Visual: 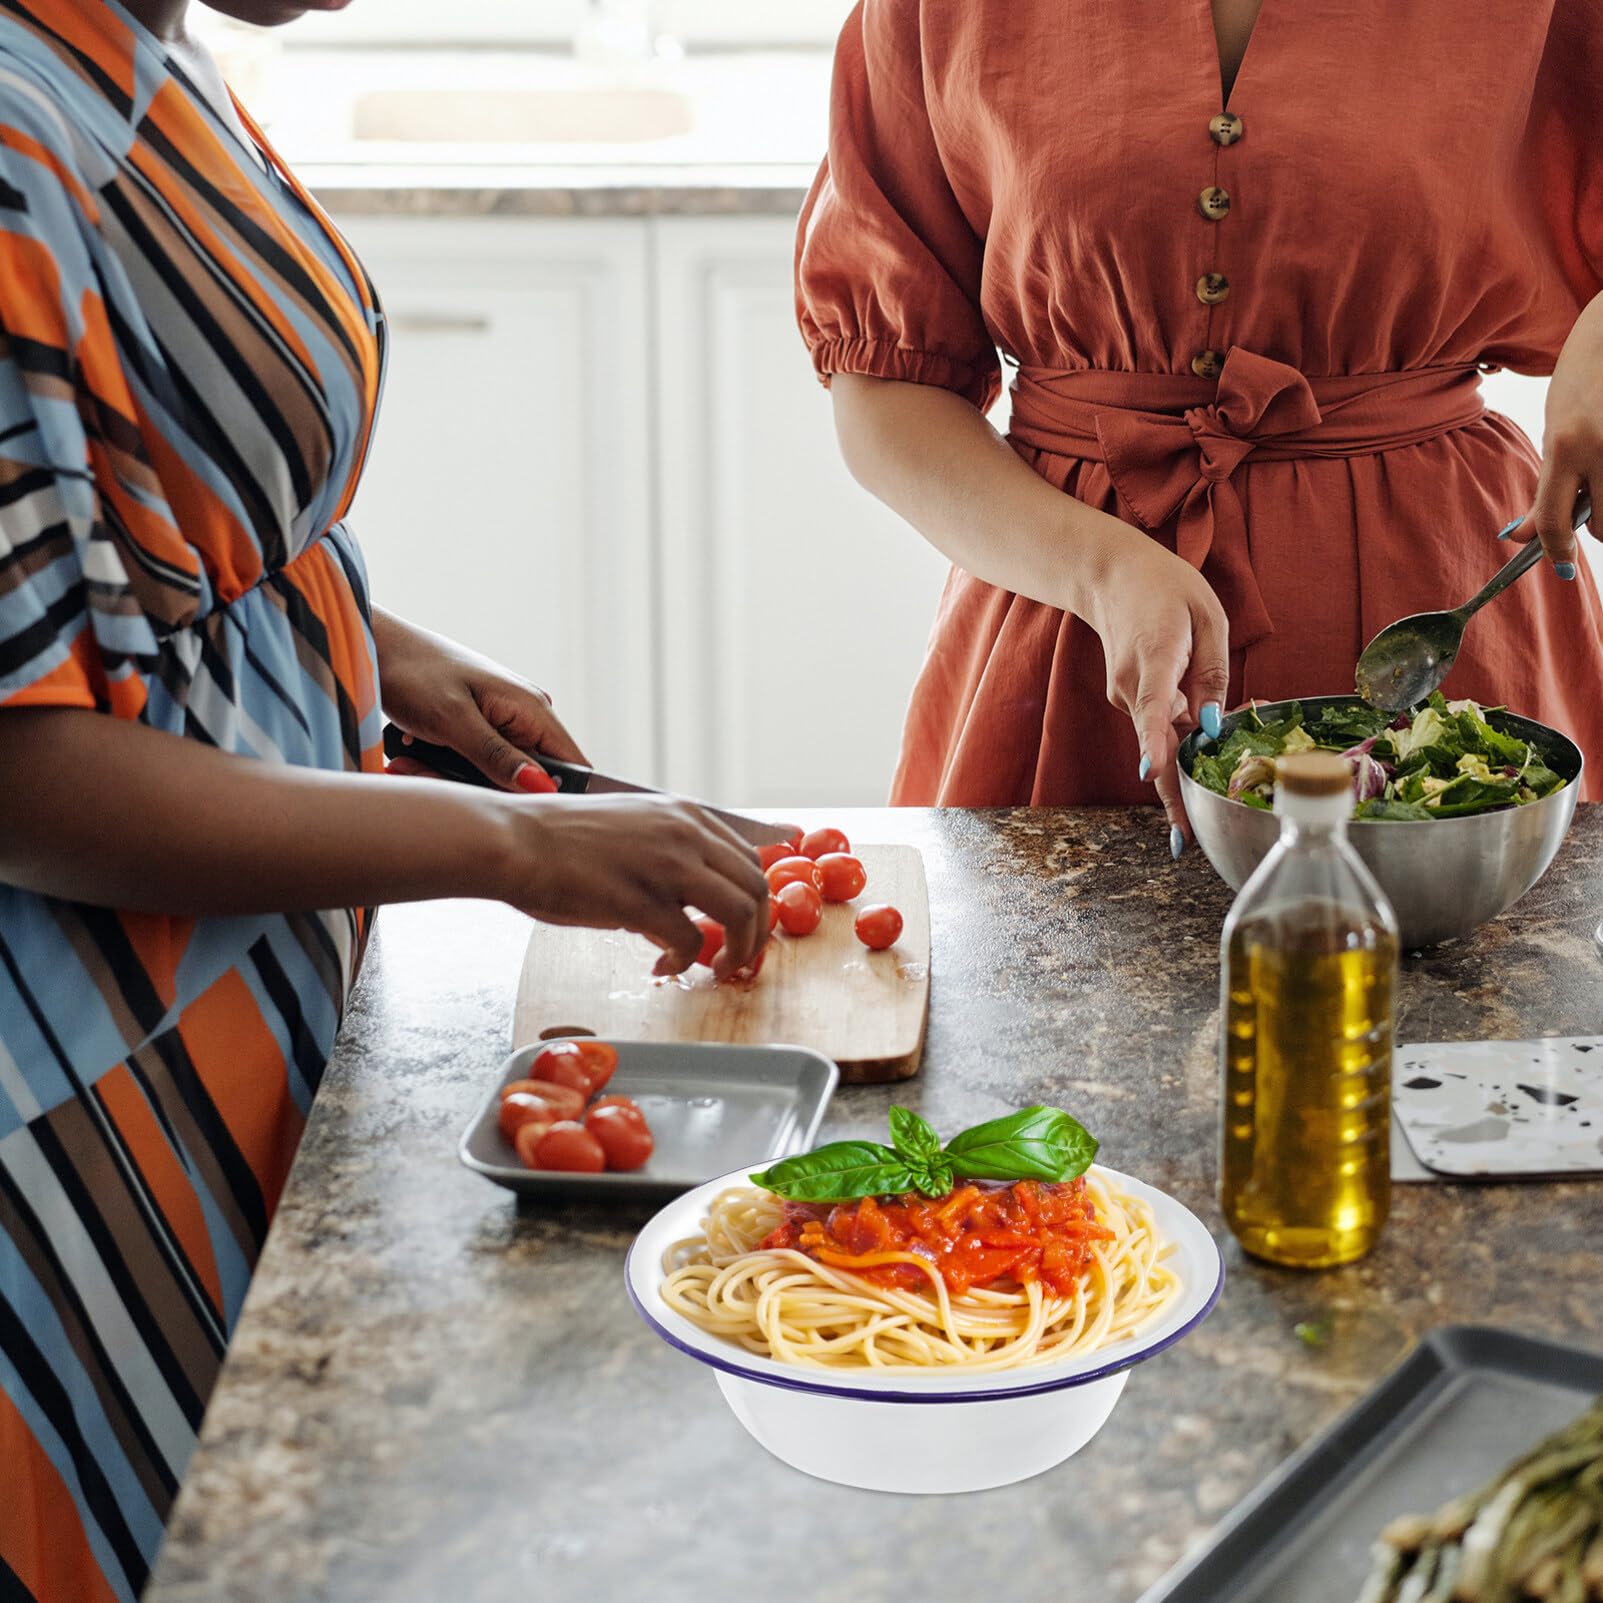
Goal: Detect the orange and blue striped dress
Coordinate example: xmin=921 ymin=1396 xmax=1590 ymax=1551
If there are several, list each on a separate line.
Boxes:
xmin=0 ymin=4 xmax=385 ymax=1599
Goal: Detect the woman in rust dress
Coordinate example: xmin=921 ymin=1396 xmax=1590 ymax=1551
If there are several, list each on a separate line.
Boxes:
xmin=797 ymin=0 xmax=1603 ymax=848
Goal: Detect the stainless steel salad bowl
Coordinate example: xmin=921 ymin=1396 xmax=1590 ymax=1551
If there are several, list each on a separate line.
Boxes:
xmin=1178 ymin=695 xmax=1583 ymax=947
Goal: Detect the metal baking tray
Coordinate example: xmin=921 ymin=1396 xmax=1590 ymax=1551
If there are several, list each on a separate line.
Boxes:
xmin=460 ymin=1039 xmax=837 ymax=1202
xmin=1138 ymin=1325 xmax=1603 ymax=1603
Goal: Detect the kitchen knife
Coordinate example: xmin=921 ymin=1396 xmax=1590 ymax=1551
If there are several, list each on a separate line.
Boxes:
xmin=380 ymin=723 xmax=792 ymax=849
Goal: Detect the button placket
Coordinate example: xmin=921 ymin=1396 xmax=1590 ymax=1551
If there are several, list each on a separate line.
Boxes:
xmin=1192 ymin=111 xmax=1241 ymax=380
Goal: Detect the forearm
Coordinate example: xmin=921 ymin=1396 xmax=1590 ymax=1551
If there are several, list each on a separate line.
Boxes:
xmin=0 ymin=707 xmax=510 ymax=914
xmin=830 ymin=373 xmax=1122 ymax=613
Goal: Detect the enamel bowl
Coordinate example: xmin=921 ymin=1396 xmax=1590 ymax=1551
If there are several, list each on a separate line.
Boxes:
xmin=625 ymin=1164 xmax=1224 ymax=1495
xmin=1179 ymin=695 xmax=1584 ymax=948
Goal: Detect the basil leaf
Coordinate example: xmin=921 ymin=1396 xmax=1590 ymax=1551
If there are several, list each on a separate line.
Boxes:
xmin=905 ymin=1156 xmax=954 ymax=1199
xmin=888 ymin=1105 xmax=943 ymax=1167
xmin=943 ymin=1106 xmax=1099 ymax=1183
xmin=750 ymin=1141 xmax=917 ymax=1202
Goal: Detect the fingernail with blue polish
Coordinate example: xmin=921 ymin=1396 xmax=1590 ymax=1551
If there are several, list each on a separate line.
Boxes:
xmin=1170 ymin=825 xmax=1185 ymax=861
xmin=1138 ymin=753 xmax=1152 ymax=782
xmin=1498 ymin=516 xmax=1524 ymax=541
xmin=1200 ymin=702 xmax=1223 ymax=741
xmin=1556 ymin=561 xmax=1576 ymax=581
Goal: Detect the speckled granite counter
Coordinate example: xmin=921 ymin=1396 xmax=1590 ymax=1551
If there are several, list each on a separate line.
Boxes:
xmin=143 ymin=807 xmax=1603 ymax=1603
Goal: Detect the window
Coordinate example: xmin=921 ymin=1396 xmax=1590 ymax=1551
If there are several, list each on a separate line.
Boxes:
xmin=263 ymin=1 xmax=854 ymax=49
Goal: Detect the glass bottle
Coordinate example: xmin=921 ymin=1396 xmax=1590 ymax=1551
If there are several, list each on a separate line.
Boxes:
xmin=1218 ymin=751 xmax=1398 ymax=1268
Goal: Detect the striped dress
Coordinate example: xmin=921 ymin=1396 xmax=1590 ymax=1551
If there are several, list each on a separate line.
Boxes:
xmin=0 ymin=4 xmax=385 ymax=1599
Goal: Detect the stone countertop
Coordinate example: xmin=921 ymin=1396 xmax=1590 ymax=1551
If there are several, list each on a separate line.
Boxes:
xmin=143 ymin=807 xmax=1603 ymax=1603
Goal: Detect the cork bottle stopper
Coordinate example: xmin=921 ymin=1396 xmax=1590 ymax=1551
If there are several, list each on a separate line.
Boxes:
xmin=1275 ymin=751 xmax=1352 ymax=797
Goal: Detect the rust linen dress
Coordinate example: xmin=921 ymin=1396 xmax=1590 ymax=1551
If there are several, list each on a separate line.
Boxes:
xmin=795 ymin=0 xmax=1603 ymax=804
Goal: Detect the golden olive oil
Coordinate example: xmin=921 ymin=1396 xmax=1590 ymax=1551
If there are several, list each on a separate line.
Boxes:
xmin=1220 ymin=917 xmax=1395 ymax=1267
xmin=1217 ymin=750 xmax=1399 ymax=1270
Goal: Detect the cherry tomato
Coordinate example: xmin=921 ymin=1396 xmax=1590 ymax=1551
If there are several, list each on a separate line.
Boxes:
xmin=854 ymin=903 xmax=904 ymax=951
xmin=530 ymin=1042 xmax=592 ymax=1096
xmin=768 ymin=895 xmax=782 ymax=933
xmin=499 ymin=1092 xmax=557 ymax=1145
xmin=499 ymin=1078 xmax=585 ymax=1122
xmin=692 ymin=916 xmax=724 ymax=969
xmin=514 ymin=1119 xmax=556 ymax=1168
xmin=591 ymin=1094 xmax=645 ymax=1119
xmin=816 ymin=852 xmax=867 ymax=903
xmin=784 ymin=826 xmax=804 ymax=851
xmin=724 ymin=942 xmax=768 ymax=983
xmin=799 ymin=826 xmax=851 ymax=861
xmin=776 ymin=880 xmax=823 ymax=936
xmin=757 ymin=843 xmax=793 ymax=871
xmin=572 ymin=1039 xmax=618 ymax=1093
xmin=766 ymin=855 xmax=824 ymax=896
xmin=585 ymin=1105 xmax=654 ymax=1171
xmin=531 ymin=1121 xmax=606 ymax=1173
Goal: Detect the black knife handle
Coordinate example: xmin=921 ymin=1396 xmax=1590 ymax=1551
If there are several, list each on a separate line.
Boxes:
xmin=381 ymin=723 xmax=591 ymax=794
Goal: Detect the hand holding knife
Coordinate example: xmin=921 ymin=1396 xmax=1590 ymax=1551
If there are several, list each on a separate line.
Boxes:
xmin=381 ymin=723 xmax=794 ymax=851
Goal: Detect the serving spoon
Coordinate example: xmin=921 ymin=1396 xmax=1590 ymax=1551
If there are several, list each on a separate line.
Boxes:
xmin=1354 ymin=491 xmax=1594 ymax=711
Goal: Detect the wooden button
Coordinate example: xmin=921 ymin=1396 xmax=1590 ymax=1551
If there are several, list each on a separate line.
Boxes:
xmin=1209 ymin=112 xmax=1244 ymax=146
xmin=1191 ymin=349 xmax=1224 ymax=378
xmin=1196 ymin=272 xmax=1230 ymax=305
xmin=1198 ymin=186 xmax=1231 ymax=221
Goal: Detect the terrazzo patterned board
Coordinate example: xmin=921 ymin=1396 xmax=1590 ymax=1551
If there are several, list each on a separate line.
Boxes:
xmin=1394 ymin=1037 xmax=1603 ymax=1177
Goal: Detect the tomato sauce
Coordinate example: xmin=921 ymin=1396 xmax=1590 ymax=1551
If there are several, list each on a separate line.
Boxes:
xmin=759 ymin=1179 xmax=1114 ymax=1297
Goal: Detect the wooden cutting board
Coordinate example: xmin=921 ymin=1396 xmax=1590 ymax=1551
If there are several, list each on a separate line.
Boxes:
xmin=512 ymin=845 xmax=930 ymax=1083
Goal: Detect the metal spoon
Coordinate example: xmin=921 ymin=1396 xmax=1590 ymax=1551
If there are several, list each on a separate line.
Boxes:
xmin=1354 ymin=491 xmax=1593 ymax=711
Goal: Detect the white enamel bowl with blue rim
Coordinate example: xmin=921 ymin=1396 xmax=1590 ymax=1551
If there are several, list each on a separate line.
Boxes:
xmin=625 ymin=1163 xmax=1225 ymax=1495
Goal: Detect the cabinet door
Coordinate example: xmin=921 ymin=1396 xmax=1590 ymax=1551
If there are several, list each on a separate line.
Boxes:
xmin=331 ymin=217 xmax=657 ymax=779
xmin=652 ymin=217 xmax=953 ymax=808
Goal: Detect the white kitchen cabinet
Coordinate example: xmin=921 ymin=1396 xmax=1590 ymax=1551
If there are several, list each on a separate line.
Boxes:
xmin=332 ymin=216 xmax=658 ymax=780
xmin=652 ymin=216 xmax=952 ymax=807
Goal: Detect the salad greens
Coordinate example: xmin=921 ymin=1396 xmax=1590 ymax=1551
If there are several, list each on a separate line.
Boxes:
xmin=750 ymin=1106 xmax=1099 ymax=1203
xmin=1189 ymin=693 xmax=1568 ymax=820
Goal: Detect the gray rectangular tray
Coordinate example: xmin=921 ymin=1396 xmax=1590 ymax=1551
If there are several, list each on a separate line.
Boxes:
xmin=460 ymin=1038 xmax=837 ymax=1202
xmin=1139 ymin=1325 xmax=1603 ymax=1603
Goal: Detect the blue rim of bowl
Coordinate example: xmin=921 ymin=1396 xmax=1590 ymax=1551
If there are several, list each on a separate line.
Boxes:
xmin=623 ymin=1180 xmax=1226 ymax=1406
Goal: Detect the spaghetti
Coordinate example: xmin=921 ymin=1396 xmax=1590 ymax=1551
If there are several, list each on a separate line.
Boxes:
xmin=659 ymin=1170 xmax=1180 ymax=1373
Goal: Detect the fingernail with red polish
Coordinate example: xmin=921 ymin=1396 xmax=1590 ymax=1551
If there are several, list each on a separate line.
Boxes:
xmin=514 ymin=763 xmax=558 ymax=794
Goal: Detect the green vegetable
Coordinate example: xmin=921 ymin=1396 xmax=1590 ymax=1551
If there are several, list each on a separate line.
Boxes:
xmin=1294 ymin=1316 xmax=1334 ymax=1347
xmin=749 ymin=1142 xmax=917 ymax=1203
xmin=751 ymin=1106 xmax=1099 ymax=1202
xmin=1191 ymin=696 xmax=1569 ymax=822
xmin=944 ymin=1106 xmax=1099 ymax=1183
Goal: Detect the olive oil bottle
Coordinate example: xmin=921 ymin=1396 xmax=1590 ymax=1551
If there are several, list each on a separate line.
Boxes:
xmin=1219 ymin=752 xmax=1398 ymax=1268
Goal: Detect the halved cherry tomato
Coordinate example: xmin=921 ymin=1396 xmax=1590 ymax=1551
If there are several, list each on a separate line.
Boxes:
xmin=766 ymin=855 xmax=824 ymax=895
xmin=499 ymin=1078 xmax=584 ymax=1122
xmin=591 ymin=1094 xmax=645 ymax=1118
xmin=816 ymin=852 xmax=867 ymax=903
xmin=692 ymin=916 xmax=724 ymax=969
xmin=585 ymin=1105 xmax=654 ymax=1170
xmin=799 ymin=826 xmax=851 ymax=861
xmin=757 ymin=843 xmax=793 ymax=871
xmin=572 ymin=1039 xmax=618 ymax=1093
xmin=531 ymin=1121 xmax=606 ymax=1172
xmin=499 ymin=1092 xmax=557 ymax=1145
xmin=854 ymin=903 xmax=903 ymax=950
xmin=724 ymin=943 xmax=767 ymax=983
xmin=514 ymin=1119 xmax=556 ymax=1168
xmin=776 ymin=880 xmax=823 ymax=936
xmin=768 ymin=895 xmax=782 ymax=933
xmin=530 ymin=1042 xmax=592 ymax=1095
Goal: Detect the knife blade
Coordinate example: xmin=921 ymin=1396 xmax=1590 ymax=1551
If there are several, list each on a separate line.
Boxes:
xmin=380 ymin=724 xmax=791 ymax=849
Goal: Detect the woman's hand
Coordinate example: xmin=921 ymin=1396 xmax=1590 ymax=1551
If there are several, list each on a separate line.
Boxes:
xmin=373 ymin=608 xmax=587 ymax=792
xmin=1518 ymin=290 xmax=1603 ymax=573
xmin=492 ymin=794 xmax=775 ymax=978
xmin=1078 ymin=516 xmax=1231 ymax=849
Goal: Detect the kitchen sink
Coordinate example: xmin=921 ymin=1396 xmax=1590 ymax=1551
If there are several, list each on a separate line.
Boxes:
xmin=350 ymin=87 xmax=695 ymax=145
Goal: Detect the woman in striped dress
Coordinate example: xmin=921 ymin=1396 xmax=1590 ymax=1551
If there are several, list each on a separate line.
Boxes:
xmin=0 ymin=3 xmax=778 ymax=1599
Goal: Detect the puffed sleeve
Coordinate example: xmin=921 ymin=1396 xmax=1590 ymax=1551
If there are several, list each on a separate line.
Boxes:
xmin=796 ymin=0 xmax=999 ymax=411
xmin=0 ymin=82 xmax=159 ymax=719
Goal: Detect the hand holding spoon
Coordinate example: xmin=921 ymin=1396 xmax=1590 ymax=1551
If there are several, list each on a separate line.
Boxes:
xmin=1354 ymin=491 xmax=1593 ymax=711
